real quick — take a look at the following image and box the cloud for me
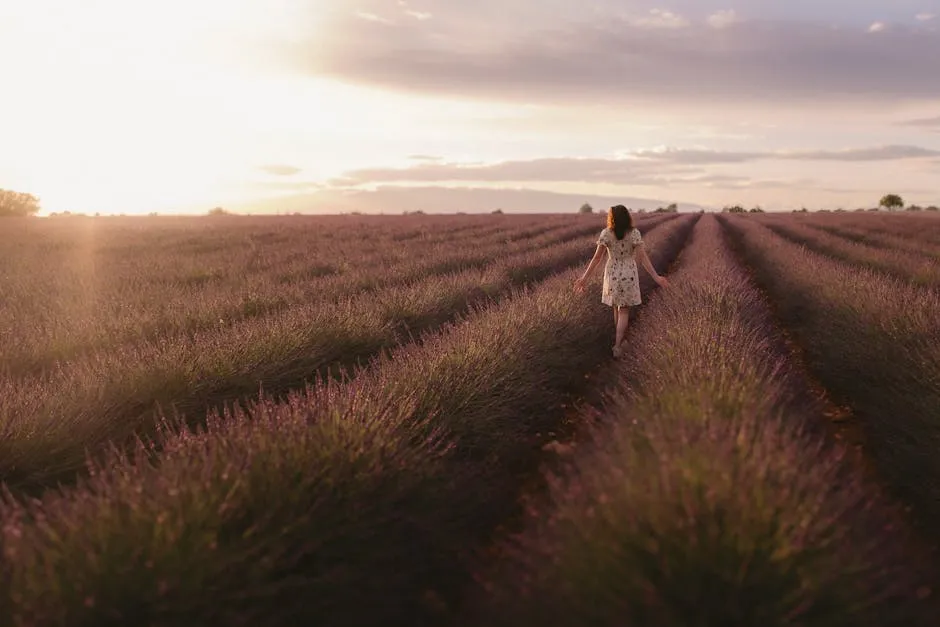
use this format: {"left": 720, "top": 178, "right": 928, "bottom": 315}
{"left": 331, "top": 146, "right": 940, "bottom": 187}
{"left": 354, "top": 11, "right": 393, "bottom": 24}
{"left": 259, "top": 164, "right": 302, "bottom": 176}
{"left": 249, "top": 179, "right": 322, "bottom": 192}
{"left": 916, "top": 13, "right": 936, "bottom": 22}
{"left": 406, "top": 10, "right": 432, "bottom": 20}
{"left": 896, "top": 115, "right": 940, "bottom": 133}
{"left": 898, "top": 114, "right": 940, "bottom": 126}
{"left": 288, "top": 7, "right": 940, "bottom": 106}
{"left": 331, "top": 156, "right": 706, "bottom": 187}
{"left": 706, "top": 10, "right": 740, "bottom": 29}
{"left": 631, "top": 9, "right": 689, "bottom": 29}
{"left": 782, "top": 145, "right": 940, "bottom": 160}
{"left": 636, "top": 145, "right": 940, "bottom": 164}
{"left": 868, "top": 21, "right": 886, "bottom": 32}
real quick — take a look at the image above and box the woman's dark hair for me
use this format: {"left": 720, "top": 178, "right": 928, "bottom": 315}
{"left": 607, "top": 204, "right": 634, "bottom": 240}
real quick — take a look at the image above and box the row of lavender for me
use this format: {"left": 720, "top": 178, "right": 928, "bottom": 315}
{"left": 721, "top": 215, "right": 940, "bottom": 538}
{"left": 2, "top": 214, "right": 645, "bottom": 376}
{"left": 751, "top": 213, "right": 940, "bottom": 289}
{"left": 467, "top": 215, "right": 936, "bottom": 626}
{"left": 0, "top": 216, "right": 697, "bottom": 625}
{"left": 0, "top": 217, "right": 678, "bottom": 493}
{"left": 791, "top": 211, "right": 940, "bottom": 246}
{"left": 806, "top": 220, "right": 940, "bottom": 261}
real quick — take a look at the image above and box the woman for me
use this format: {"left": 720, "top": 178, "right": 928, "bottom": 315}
{"left": 574, "top": 204, "right": 669, "bottom": 358}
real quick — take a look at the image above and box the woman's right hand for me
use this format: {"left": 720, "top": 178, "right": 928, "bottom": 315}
{"left": 654, "top": 275, "right": 671, "bottom": 288}
{"left": 573, "top": 277, "right": 586, "bottom": 293}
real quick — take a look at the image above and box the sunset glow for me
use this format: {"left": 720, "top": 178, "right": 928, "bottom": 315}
{"left": 1, "top": 0, "right": 939, "bottom": 214}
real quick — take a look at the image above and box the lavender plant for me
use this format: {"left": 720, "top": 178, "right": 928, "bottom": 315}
{"left": 473, "top": 215, "right": 934, "bottom": 626}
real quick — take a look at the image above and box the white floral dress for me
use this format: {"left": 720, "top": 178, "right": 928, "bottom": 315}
{"left": 597, "top": 227, "right": 643, "bottom": 307}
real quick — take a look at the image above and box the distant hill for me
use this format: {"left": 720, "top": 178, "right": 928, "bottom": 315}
{"left": 234, "top": 185, "right": 708, "bottom": 215}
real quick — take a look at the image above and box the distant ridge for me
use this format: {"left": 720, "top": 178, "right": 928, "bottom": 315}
{"left": 234, "top": 185, "right": 708, "bottom": 215}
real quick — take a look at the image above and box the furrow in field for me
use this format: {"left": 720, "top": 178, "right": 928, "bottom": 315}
{"left": 0, "top": 222, "right": 640, "bottom": 493}
{"left": 803, "top": 222, "right": 940, "bottom": 261}
{"left": 841, "top": 213, "right": 940, "bottom": 245}
{"left": 468, "top": 214, "right": 936, "bottom": 626}
{"left": 0, "top": 219, "right": 606, "bottom": 377}
{"left": 0, "top": 216, "right": 671, "bottom": 491}
{"left": 780, "top": 212, "right": 940, "bottom": 246}
{"left": 720, "top": 215, "right": 940, "bottom": 542}
{"left": 754, "top": 216, "right": 940, "bottom": 289}
{"left": 0, "top": 215, "right": 698, "bottom": 627}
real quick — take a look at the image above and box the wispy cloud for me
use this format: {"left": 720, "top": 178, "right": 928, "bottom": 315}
{"left": 259, "top": 164, "right": 302, "bottom": 176}
{"left": 331, "top": 157, "right": 686, "bottom": 187}
{"left": 288, "top": 6, "right": 940, "bottom": 106}
{"left": 898, "top": 115, "right": 940, "bottom": 128}
{"left": 636, "top": 145, "right": 940, "bottom": 164}
{"left": 354, "top": 10, "right": 393, "bottom": 24}
{"left": 631, "top": 9, "right": 690, "bottom": 29}
{"left": 868, "top": 21, "right": 886, "bottom": 33}
{"left": 406, "top": 10, "right": 432, "bottom": 20}
{"left": 916, "top": 13, "right": 936, "bottom": 22}
{"left": 328, "top": 145, "right": 940, "bottom": 187}
{"left": 706, "top": 10, "right": 740, "bottom": 29}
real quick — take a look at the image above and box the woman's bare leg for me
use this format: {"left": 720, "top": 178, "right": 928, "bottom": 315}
{"left": 615, "top": 306, "right": 630, "bottom": 349}
{"left": 612, "top": 306, "right": 621, "bottom": 353}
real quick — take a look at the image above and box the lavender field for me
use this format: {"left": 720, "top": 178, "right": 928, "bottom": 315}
{"left": 0, "top": 210, "right": 939, "bottom": 626}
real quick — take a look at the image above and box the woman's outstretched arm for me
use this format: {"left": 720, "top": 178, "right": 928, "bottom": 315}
{"left": 574, "top": 245, "right": 606, "bottom": 292}
{"left": 636, "top": 245, "right": 671, "bottom": 288}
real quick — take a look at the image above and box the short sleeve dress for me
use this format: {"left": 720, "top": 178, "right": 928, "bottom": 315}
{"left": 597, "top": 227, "right": 644, "bottom": 307}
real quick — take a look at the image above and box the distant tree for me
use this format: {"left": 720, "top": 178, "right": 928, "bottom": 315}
{"left": 0, "top": 189, "right": 41, "bottom": 217}
{"left": 667, "top": 203, "right": 678, "bottom": 212}
{"left": 722, "top": 205, "right": 746, "bottom": 213}
{"left": 879, "top": 194, "right": 904, "bottom": 211}
{"left": 491, "top": 209, "right": 504, "bottom": 214}
{"left": 926, "top": 205, "right": 939, "bottom": 212}
{"left": 578, "top": 202, "right": 593, "bottom": 214}
{"left": 749, "top": 205, "right": 764, "bottom": 213}
{"left": 906, "top": 205, "right": 923, "bottom": 212}
{"left": 208, "top": 207, "right": 229, "bottom": 216}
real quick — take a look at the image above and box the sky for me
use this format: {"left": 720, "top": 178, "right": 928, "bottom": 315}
{"left": 1, "top": 0, "right": 939, "bottom": 215}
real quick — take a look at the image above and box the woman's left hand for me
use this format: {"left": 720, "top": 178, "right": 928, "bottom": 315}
{"left": 573, "top": 277, "right": 586, "bottom": 293}
{"left": 654, "top": 275, "right": 671, "bottom": 288}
